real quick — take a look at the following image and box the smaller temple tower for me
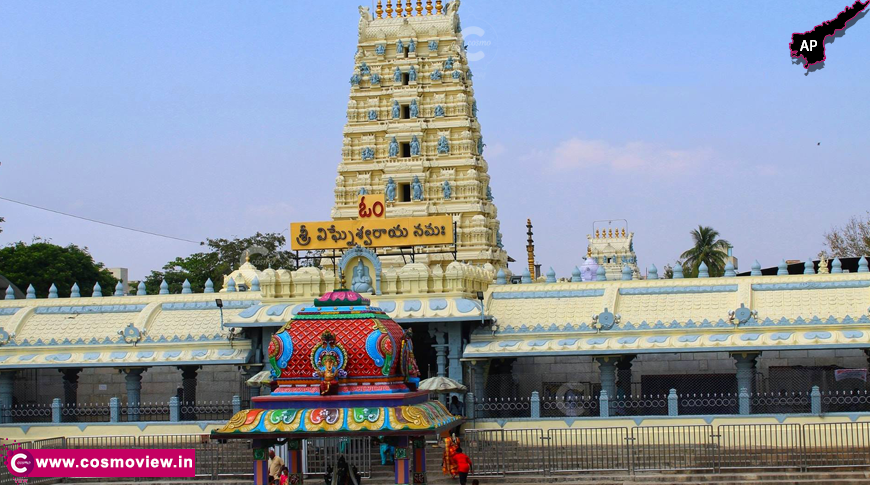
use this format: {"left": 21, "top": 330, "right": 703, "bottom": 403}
{"left": 587, "top": 224, "right": 640, "bottom": 280}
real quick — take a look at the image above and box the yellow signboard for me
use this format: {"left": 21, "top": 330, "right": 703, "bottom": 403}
{"left": 291, "top": 215, "right": 454, "bottom": 251}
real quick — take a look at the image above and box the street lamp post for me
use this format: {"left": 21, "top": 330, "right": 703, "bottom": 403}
{"left": 215, "top": 298, "right": 224, "bottom": 332}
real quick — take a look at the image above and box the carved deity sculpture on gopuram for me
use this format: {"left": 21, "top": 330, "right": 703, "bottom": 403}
{"left": 334, "top": 0, "right": 507, "bottom": 273}
{"left": 213, "top": 289, "right": 460, "bottom": 484}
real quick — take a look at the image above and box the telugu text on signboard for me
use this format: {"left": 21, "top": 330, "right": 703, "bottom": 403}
{"left": 290, "top": 215, "right": 455, "bottom": 251}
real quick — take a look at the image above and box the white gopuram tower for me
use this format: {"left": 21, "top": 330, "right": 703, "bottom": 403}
{"left": 332, "top": 0, "right": 507, "bottom": 271}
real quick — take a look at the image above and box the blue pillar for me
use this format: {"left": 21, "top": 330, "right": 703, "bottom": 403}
{"left": 738, "top": 387, "right": 750, "bottom": 415}
{"left": 530, "top": 391, "right": 540, "bottom": 418}
{"left": 109, "top": 397, "right": 120, "bottom": 423}
{"left": 52, "top": 398, "right": 62, "bottom": 423}
{"left": 125, "top": 368, "right": 144, "bottom": 422}
{"left": 596, "top": 357, "right": 617, "bottom": 417}
{"left": 811, "top": 386, "right": 821, "bottom": 415}
{"left": 447, "top": 321, "right": 463, "bottom": 383}
{"left": 599, "top": 390, "right": 610, "bottom": 418}
{"left": 169, "top": 396, "right": 180, "bottom": 422}
{"left": 596, "top": 357, "right": 618, "bottom": 399}
{"left": 668, "top": 389, "right": 678, "bottom": 416}
{"left": 732, "top": 352, "right": 758, "bottom": 414}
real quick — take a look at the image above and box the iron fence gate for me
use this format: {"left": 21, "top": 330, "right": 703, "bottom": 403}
{"left": 803, "top": 421, "right": 870, "bottom": 469}
{"left": 718, "top": 424, "right": 803, "bottom": 470}
{"left": 468, "top": 422, "right": 870, "bottom": 476}
{"left": 630, "top": 425, "right": 716, "bottom": 472}
{"left": 547, "top": 427, "right": 629, "bottom": 473}
{"left": 304, "top": 436, "right": 371, "bottom": 478}
{"left": 464, "top": 429, "right": 504, "bottom": 476}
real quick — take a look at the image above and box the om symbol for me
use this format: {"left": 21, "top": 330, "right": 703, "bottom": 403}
{"left": 358, "top": 196, "right": 384, "bottom": 219}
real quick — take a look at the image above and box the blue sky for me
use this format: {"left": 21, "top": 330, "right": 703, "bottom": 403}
{"left": 1, "top": 1, "right": 869, "bottom": 280}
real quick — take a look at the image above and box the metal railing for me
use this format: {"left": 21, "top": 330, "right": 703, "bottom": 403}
{"left": 469, "top": 386, "right": 864, "bottom": 420}
{"left": 0, "top": 403, "right": 52, "bottom": 423}
{"left": 0, "top": 396, "right": 241, "bottom": 424}
{"left": 465, "top": 422, "right": 870, "bottom": 476}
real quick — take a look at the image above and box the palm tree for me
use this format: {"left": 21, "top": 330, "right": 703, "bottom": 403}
{"left": 679, "top": 226, "right": 731, "bottom": 277}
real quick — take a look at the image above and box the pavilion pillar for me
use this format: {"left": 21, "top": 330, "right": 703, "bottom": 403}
{"left": 732, "top": 352, "right": 759, "bottom": 414}
{"left": 286, "top": 439, "right": 303, "bottom": 484}
{"left": 124, "top": 368, "right": 145, "bottom": 422}
{"left": 394, "top": 436, "right": 410, "bottom": 485}
{"left": 179, "top": 365, "right": 198, "bottom": 420}
{"left": 616, "top": 356, "right": 634, "bottom": 399}
{"left": 411, "top": 436, "right": 427, "bottom": 485}
{"left": 0, "top": 371, "right": 14, "bottom": 424}
{"left": 251, "top": 443, "right": 270, "bottom": 485}
{"left": 61, "top": 368, "right": 82, "bottom": 406}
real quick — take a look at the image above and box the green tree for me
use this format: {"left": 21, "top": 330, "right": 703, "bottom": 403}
{"left": 823, "top": 212, "right": 870, "bottom": 258}
{"left": 679, "top": 226, "right": 730, "bottom": 278}
{"left": 143, "top": 232, "right": 296, "bottom": 294}
{"left": 0, "top": 242, "right": 118, "bottom": 298}
{"left": 0, "top": 216, "right": 5, "bottom": 233}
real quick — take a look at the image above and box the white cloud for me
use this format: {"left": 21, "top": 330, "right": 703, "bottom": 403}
{"left": 545, "top": 137, "right": 713, "bottom": 173}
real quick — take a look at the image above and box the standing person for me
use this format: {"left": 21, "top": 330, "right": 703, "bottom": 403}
{"left": 268, "top": 449, "right": 285, "bottom": 483}
{"left": 454, "top": 446, "right": 472, "bottom": 485}
{"left": 279, "top": 466, "right": 289, "bottom": 485}
{"left": 449, "top": 395, "right": 464, "bottom": 416}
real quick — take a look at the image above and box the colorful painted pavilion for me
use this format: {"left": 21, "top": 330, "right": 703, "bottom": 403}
{"left": 212, "top": 289, "right": 460, "bottom": 484}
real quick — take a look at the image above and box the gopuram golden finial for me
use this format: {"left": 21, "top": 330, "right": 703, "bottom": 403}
{"left": 587, "top": 246, "right": 592, "bottom": 257}
{"left": 621, "top": 228, "right": 626, "bottom": 237}
{"left": 416, "top": 0, "right": 423, "bottom": 15}
{"left": 426, "top": 0, "right": 433, "bottom": 14}
{"left": 386, "top": 0, "right": 393, "bottom": 17}
{"left": 436, "top": 0, "right": 443, "bottom": 14}
{"left": 595, "top": 229, "right": 600, "bottom": 238}
{"left": 405, "top": 0, "right": 413, "bottom": 17}
{"left": 526, "top": 219, "right": 536, "bottom": 279}
{"left": 245, "top": 250, "right": 251, "bottom": 263}
{"left": 376, "top": 0, "right": 383, "bottom": 18}
{"left": 608, "top": 228, "right": 613, "bottom": 238}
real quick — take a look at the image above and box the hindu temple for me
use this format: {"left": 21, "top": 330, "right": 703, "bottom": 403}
{"left": 3, "top": 0, "right": 870, "bottom": 483}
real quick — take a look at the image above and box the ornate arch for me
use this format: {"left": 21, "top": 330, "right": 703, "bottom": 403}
{"left": 339, "top": 246, "right": 382, "bottom": 295}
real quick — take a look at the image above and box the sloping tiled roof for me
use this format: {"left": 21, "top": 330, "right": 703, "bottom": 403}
{"left": 464, "top": 272, "right": 870, "bottom": 358}
{"left": 0, "top": 294, "right": 258, "bottom": 369}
